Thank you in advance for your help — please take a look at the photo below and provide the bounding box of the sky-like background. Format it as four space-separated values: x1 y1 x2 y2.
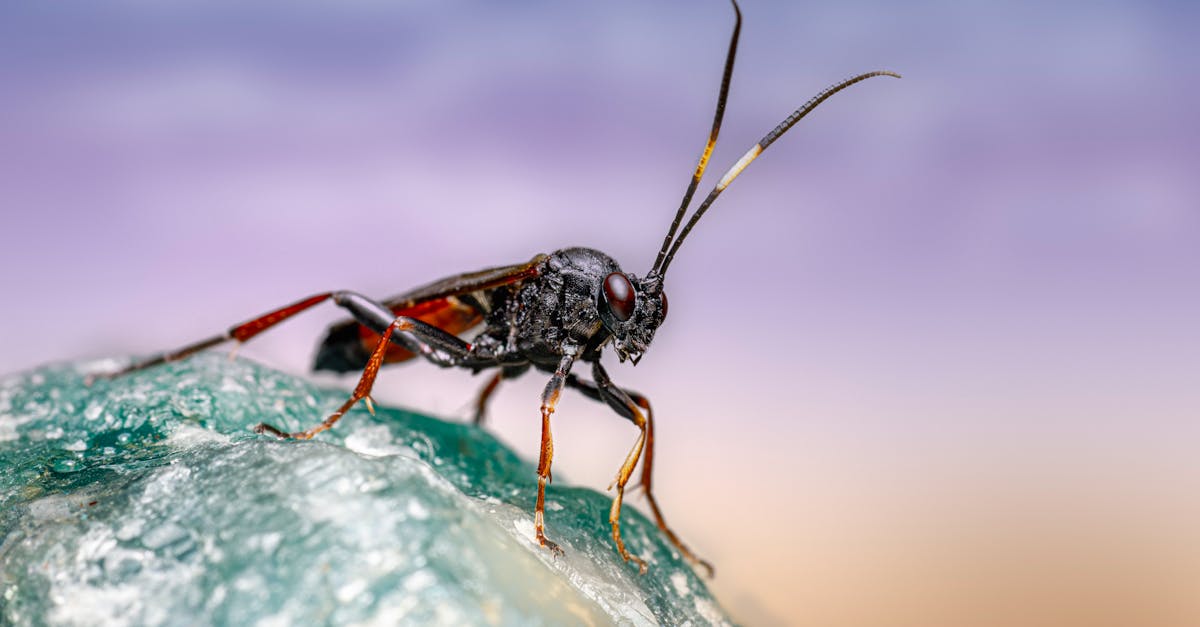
2 0 1199 624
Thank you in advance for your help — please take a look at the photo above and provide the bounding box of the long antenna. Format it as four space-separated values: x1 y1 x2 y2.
657 70 901 277
651 0 742 275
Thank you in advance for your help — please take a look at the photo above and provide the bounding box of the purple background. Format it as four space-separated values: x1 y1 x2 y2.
3 0 1199 624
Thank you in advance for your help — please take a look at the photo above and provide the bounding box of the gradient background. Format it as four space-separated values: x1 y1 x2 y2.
2 0 1199 624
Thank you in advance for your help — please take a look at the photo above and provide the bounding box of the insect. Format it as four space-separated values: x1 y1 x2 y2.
92 0 898 575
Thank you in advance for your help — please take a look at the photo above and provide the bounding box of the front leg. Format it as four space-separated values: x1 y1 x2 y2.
587 363 649 573
533 350 578 556
566 369 712 576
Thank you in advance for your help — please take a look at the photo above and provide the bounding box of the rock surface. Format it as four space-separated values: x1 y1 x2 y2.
0 354 732 626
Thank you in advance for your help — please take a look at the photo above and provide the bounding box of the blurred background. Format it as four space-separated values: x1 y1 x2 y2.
2 0 1198 624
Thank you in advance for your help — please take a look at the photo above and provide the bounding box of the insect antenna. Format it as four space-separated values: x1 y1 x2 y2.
656 69 901 277
651 0 742 276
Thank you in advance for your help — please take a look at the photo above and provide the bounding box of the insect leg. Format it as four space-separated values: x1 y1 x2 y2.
91 289 469 383
568 362 648 573
255 294 477 439
473 371 503 425
472 364 529 425
91 288 473 438
88 293 337 382
533 352 577 556
636 399 715 577
566 372 713 576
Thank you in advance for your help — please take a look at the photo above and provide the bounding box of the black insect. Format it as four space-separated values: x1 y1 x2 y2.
93 1 898 575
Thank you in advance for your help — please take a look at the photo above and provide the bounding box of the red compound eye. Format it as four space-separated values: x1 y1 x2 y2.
603 272 636 322
659 291 668 321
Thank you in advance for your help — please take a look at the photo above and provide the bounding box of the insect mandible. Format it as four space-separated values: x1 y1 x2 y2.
91 0 899 575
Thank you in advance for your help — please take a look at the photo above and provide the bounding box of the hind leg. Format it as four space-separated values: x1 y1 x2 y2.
90 290 466 380
89 289 476 439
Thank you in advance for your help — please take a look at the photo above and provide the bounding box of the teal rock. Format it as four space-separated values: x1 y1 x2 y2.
0 354 732 626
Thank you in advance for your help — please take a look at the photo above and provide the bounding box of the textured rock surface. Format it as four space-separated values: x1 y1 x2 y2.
0 354 732 626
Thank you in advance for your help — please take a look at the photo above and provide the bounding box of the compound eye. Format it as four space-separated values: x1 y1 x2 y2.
603 272 636 322
659 291 668 321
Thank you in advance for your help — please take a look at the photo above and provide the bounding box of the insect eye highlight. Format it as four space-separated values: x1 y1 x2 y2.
603 272 636 322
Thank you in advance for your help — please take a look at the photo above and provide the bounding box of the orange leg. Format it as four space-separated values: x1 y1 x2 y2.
630 392 713 577
87 293 335 383
254 310 475 439
472 370 503 426
607 399 649 574
255 320 411 440
567 366 711 575
88 289 469 382
471 365 530 425
90 289 477 439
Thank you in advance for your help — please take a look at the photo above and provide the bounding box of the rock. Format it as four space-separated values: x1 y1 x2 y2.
0 354 733 626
